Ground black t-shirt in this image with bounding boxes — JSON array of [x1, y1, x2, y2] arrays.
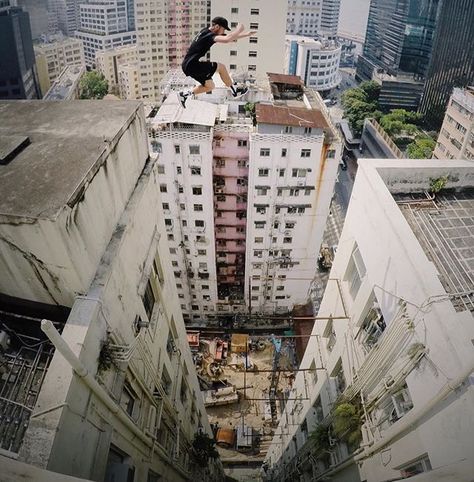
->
[[182, 28, 217, 69]]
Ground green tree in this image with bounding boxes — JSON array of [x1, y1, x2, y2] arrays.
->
[[332, 402, 363, 448], [359, 80, 381, 103], [341, 87, 368, 109], [79, 71, 109, 99], [345, 99, 381, 136], [406, 136, 436, 159], [379, 109, 423, 137]]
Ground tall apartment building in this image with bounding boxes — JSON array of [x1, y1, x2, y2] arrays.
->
[[96, 44, 137, 95], [135, 0, 209, 101], [0, 4, 40, 99], [210, 0, 287, 85], [286, 35, 341, 92], [14, 0, 49, 39], [263, 158, 474, 482], [286, 0, 341, 38], [118, 62, 140, 99], [433, 87, 474, 161], [75, 0, 136, 67], [34, 35, 85, 96], [48, 0, 80, 36], [148, 72, 341, 322], [0, 100, 223, 481]]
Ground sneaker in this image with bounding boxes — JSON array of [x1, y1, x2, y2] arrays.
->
[[178, 91, 191, 108], [231, 84, 248, 98]]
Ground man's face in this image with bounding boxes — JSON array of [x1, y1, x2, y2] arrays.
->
[[210, 24, 225, 35]]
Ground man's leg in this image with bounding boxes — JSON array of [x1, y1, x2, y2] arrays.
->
[[216, 63, 248, 98], [193, 79, 215, 95], [216, 63, 233, 88]]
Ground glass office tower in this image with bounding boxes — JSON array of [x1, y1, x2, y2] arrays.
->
[[420, 0, 474, 127], [357, 0, 440, 81]]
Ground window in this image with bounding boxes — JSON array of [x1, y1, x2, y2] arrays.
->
[[292, 168, 306, 177], [198, 249, 206, 255], [254, 237, 264, 243], [176, 166, 182, 174], [157, 164, 165, 174], [162, 202, 169, 210], [250, 8, 259, 14], [281, 148, 287, 157], [231, 7, 238, 13], [174, 144, 180, 153], [191, 166, 201, 175], [160, 184, 167, 193], [250, 22, 258, 29], [331, 358, 346, 396], [258, 168, 269, 176], [283, 237, 292, 243], [257, 187, 268, 195], [255, 221, 266, 229], [249, 51, 257, 57], [230, 50, 237, 56], [151, 140, 162, 153], [180, 203, 185, 211], [195, 220, 204, 227], [345, 246, 366, 299], [194, 204, 203, 211], [189, 145, 200, 154], [248, 64, 256, 71], [192, 186, 202, 195], [256, 206, 266, 214], [142, 279, 156, 319], [398, 455, 432, 478], [120, 382, 138, 418], [254, 250, 263, 257], [238, 139, 248, 147], [249, 37, 258, 43], [285, 222, 295, 229], [301, 149, 311, 157], [260, 148, 270, 156]]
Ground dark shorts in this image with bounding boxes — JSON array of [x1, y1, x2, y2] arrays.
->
[[182, 61, 218, 86]]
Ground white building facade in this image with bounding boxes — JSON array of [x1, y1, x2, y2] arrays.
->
[[75, 0, 136, 67], [286, 0, 341, 38], [433, 87, 474, 161], [118, 62, 140, 99], [286, 35, 341, 91], [264, 159, 474, 482], [0, 100, 223, 481], [148, 73, 340, 322], [210, 0, 287, 85]]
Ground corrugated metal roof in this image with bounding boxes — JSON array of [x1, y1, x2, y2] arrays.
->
[[267, 73, 304, 86], [256, 104, 328, 129]]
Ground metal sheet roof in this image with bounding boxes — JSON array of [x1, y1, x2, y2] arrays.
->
[[267, 73, 304, 86], [256, 104, 328, 128], [151, 95, 219, 126]]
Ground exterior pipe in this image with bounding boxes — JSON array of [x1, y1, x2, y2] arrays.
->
[[355, 358, 474, 462], [41, 319, 154, 449]]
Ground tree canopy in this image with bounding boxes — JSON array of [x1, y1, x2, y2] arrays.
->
[[406, 136, 436, 159], [79, 71, 109, 99]]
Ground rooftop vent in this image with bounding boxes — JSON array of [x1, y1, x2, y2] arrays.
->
[[0, 135, 30, 165]]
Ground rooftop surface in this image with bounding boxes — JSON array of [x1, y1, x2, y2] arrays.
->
[[267, 73, 304, 86], [256, 104, 328, 129], [397, 190, 474, 313], [0, 100, 141, 220]]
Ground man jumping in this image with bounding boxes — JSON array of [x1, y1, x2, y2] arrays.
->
[[179, 17, 256, 107]]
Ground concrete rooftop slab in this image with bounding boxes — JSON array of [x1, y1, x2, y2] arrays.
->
[[0, 100, 141, 220]]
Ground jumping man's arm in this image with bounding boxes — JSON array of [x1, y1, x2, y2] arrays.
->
[[214, 23, 245, 43], [235, 30, 257, 39]]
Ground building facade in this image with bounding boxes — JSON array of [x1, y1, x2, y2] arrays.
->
[[418, 0, 474, 128], [148, 72, 341, 323], [433, 87, 474, 161], [135, 0, 209, 101], [286, 35, 341, 92], [0, 5, 40, 99], [210, 0, 287, 85], [34, 35, 85, 96], [75, 0, 136, 67], [96, 44, 137, 95], [0, 100, 223, 481], [117, 62, 140, 99], [263, 158, 474, 482], [286, 0, 341, 38], [14, 0, 49, 39], [43, 64, 85, 100]]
